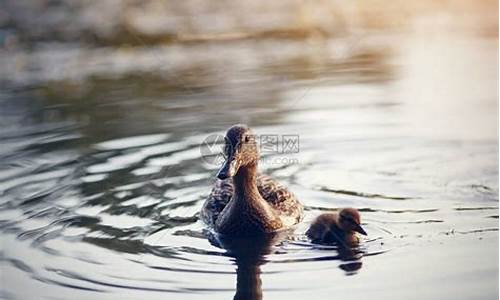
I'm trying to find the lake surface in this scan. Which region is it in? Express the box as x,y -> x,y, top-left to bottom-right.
0,9 -> 498,300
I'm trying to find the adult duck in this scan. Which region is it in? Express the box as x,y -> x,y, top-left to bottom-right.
201,124 -> 304,236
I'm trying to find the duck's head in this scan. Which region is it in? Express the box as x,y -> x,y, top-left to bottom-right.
217,124 -> 259,180
338,208 -> 367,235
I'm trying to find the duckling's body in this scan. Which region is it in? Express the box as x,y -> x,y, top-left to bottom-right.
201,125 -> 303,236
306,208 -> 366,246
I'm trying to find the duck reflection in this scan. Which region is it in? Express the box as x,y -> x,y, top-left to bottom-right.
336,245 -> 363,275
207,230 -> 290,300
205,227 -> 364,300
302,242 -> 364,275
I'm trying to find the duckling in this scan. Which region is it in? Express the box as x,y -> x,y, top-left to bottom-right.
306,208 -> 367,246
201,124 -> 304,236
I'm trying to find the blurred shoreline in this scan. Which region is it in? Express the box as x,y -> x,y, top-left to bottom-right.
1,0 -> 497,47
0,0 -> 497,90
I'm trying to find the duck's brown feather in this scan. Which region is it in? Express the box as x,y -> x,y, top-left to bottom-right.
201,174 -> 303,228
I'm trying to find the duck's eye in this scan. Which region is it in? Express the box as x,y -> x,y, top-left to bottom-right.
244,135 -> 255,143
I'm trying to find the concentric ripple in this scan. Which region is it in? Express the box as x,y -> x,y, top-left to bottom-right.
1,109 -> 497,299
0,26 -> 498,300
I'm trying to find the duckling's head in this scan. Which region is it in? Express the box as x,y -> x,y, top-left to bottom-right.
338,208 -> 367,235
217,124 -> 259,180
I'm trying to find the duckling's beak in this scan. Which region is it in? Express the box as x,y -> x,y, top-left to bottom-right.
354,224 -> 367,236
216,157 -> 239,180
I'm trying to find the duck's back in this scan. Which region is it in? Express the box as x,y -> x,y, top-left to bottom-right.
256,175 -> 303,227
306,213 -> 338,242
200,179 -> 233,227
201,174 -> 303,228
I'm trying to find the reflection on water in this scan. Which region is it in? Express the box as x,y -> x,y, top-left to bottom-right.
0,2 -> 498,300
209,232 -> 289,300
208,230 -> 365,300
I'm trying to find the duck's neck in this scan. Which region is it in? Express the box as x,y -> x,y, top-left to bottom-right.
232,162 -> 279,222
233,162 -> 260,200
217,162 -> 281,234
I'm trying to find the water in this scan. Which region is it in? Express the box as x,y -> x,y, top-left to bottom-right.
0,9 -> 498,300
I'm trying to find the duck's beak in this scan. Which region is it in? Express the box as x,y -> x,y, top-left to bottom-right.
216,157 -> 239,180
354,224 -> 367,236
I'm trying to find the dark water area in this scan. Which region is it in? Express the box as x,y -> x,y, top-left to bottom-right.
0,2 -> 498,300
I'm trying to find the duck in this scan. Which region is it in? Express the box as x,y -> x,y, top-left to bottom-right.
306,208 -> 367,246
201,124 -> 304,236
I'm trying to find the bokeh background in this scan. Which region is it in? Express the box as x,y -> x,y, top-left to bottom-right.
0,1 -> 498,300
